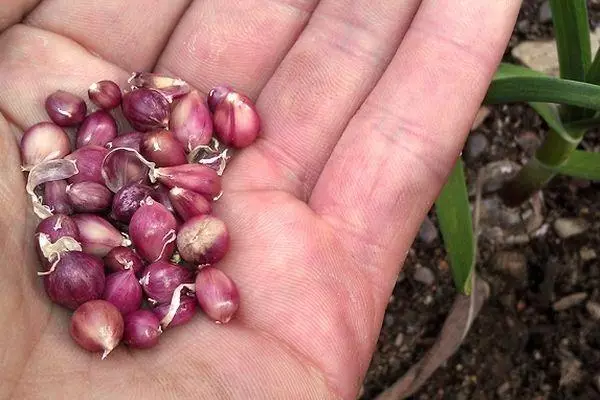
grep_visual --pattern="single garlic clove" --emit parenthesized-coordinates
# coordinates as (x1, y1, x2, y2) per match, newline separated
(72, 214, 130, 257)
(213, 91, 261, 148)
(123, 310, 162, 349)
(43, 180, 74, 215)
(103, 269, 143, 315)
(104, 246, 145, 277)
(88, 80, 122, 110)
(66, 181, 113, 213)
(20, 122, 71, 168)
(106, 131, 146, 152)
(155, 164, 221, 199)
(44, 252, 106, 310)
(176, 215, 230, 265)
(168, 187, 212, 221)
(129, 197, 178, 263)
(122, 88, 170, 132)
(45, 90, 87, 127)
(65, 145, 109, 185)
(110, 183, 154, 223)
(195, 266, 239, 324)
(70, 300, 124, 359)
(153, 294, 197, 329)
(140, 130, 187, 167)
(170, 90, 213, 152)
(139, 261, 194, 303)
(76, 110, 118, 148)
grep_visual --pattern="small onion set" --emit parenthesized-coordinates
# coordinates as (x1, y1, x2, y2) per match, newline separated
(21, 73, 260, 358)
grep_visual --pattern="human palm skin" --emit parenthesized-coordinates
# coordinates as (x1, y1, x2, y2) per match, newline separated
(0, 1, 520, 399)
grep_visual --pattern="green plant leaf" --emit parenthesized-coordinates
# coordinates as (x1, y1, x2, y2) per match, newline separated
(435, 159, 474, 295)
(528, 102, 579, 144)
(485, 74, 600, 112)
(550, 0, 591, 120)
(552, 150, 600, 180)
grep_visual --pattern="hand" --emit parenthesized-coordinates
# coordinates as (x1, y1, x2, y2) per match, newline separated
(0, 1, 520, 398)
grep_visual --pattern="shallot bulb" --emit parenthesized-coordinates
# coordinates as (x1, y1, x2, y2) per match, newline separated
(176, 215, 230, 265)
(20, 122, 71, 169)
(129, 197, 177, 263)
(45, 90, 87, 127)
(88, 80, 122, 110)
(70, 300, 124, 359)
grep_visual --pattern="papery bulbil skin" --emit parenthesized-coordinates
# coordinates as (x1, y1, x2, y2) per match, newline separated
(153, 294, 197, 328)
(107, 131, 146, 152)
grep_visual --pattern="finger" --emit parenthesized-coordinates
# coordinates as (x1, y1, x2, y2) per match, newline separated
(0, 0, 39, 32)
(0, 25, 127, 129)
(226, 0, 421, 200)
(310, 1, 521, 288)
(24, 0, 191, 71)
(156, 0, 319, 96)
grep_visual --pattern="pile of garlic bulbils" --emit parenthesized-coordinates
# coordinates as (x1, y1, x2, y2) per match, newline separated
(20, 73, 259, 358)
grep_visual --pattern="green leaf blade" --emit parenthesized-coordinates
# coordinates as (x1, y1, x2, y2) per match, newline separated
(552, 150, 600, 180)
(549, 0, 591, 120)
(435, 159, 475, 295)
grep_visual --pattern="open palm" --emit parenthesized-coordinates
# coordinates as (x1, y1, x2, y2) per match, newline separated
(0, 1, 520, 399)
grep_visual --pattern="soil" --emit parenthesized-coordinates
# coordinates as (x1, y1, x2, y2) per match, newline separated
(361, 1, 600, 399)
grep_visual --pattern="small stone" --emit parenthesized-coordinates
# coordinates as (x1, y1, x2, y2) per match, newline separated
(553, 292, 588, 311)
(580, 247, 597, 262)
(516, 19, 530, 33)
(553, 218, 590, 239)
(492, 251, 528, 282)
(384, 314, 395, 327)
(586, 301, 600, 320)
(538, 1, 552, 23)
(470, 106, 491, 131)
(516, 131, 541, 155)
(414, 266, 435, 286)
(418, 216, 438, 245)
(465, 133, 489, 161)
(594, 375, 600, 393)
(533, 350, 542, 361)
(394, 332, 405, 347)
(497, 382, 511, 396)
(423, 294, 433, 305)
(559, 355, 583, 387)
(481, 160, 521, 193)
(397, 271, 406, 283)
